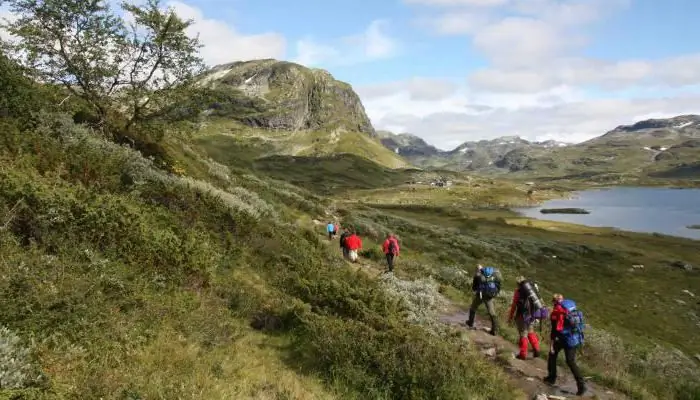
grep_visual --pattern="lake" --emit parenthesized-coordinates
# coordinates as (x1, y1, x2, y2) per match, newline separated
(514, 187, 700, 240)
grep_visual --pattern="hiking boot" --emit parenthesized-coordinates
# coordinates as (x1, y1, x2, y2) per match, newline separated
(542, 376, 556, 386)
(576, 381, 587, 396)
(488, 329, 497, 336)
(533, 350, 541, 358)
(515, 354, 528, 360)
(466, 310, 476, 328)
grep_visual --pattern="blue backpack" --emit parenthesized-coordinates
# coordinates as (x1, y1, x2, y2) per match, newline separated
(560, 299, 585, 348)
(479, 266, 500, 297)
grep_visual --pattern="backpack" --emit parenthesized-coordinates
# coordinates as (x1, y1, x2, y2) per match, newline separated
(560, 299, 585, 348)
(517, 280, 549, 323)
(387, 238, 397, 254)
(478, 267, 500, 297)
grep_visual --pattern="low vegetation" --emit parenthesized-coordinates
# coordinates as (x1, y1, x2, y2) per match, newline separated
(333, 195, 700, 399)
(1, 1, 698, 399)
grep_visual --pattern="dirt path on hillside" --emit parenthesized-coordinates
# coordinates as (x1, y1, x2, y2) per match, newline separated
(439, 310, 627, 399)
(317, 221, 628, 399)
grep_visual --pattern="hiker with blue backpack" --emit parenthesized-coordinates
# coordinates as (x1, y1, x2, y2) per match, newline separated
(466, 264, 502, 336)
(544, 293, 587, 396)
(508, 276, 548, 360)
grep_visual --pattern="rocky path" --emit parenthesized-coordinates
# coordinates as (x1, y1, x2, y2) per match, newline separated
(317, 222, 627, 399)
(438, 310, 628, 399)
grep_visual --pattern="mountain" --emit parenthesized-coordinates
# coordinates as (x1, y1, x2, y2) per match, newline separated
(376, 133, 569, 170)
(495, 115, 700, 181)
(376, 131, 440, 157)
(374, 115, 700, 181)
(196, 59, 409, 169)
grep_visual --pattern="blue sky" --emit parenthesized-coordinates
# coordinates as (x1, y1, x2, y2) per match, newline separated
(4, 0, 700, 148)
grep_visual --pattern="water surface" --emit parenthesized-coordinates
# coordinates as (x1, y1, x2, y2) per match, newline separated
(514, 187, 700, 240)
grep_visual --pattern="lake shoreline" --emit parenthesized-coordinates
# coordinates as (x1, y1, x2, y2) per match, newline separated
(512, 186, 700, 241)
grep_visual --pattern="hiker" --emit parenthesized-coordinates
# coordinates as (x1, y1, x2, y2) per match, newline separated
(333, 223, 338, 237)
(345, 230, 362, 263)
(326, 221, 335, 240)
(508, 276, 548, 360)
(544, 293, 587, 396)
(382, 233, 400, 273)
(466, 264, 502, 336)
(339, 228, 350, 259)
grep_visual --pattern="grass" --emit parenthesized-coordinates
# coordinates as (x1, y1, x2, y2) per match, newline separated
(0, 109, 525, 399)
(2, 54, 699, 400)
(331, 187, 700, 399)
(192, 118, 409, 172)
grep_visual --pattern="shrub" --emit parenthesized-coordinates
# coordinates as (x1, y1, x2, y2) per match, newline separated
(379, 274, 450, 333)
(0, 325, 45, 389)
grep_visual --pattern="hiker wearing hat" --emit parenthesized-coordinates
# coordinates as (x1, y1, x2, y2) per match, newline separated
(508, 276, 548, 360)
(465, 264, 502, 336)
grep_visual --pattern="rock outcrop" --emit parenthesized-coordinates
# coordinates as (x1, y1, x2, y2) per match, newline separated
(200, 59, 375, 136)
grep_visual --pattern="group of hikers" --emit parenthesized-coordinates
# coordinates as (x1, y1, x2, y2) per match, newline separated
(325, 223, 586, 395)
(467, 264, 587, 396)
(326, 222, 400, 272)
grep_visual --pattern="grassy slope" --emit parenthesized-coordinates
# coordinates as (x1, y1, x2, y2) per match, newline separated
(194, 118, 409, 170)
(333, 185, 700, 399)
(0, 110, 522, 399)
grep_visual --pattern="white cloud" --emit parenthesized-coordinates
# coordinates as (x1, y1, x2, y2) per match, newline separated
(473, 16, 584, 68)
(358, 76, 700, 150)
(357, 77, 458, 101)
(167, 1, 286, 67)
(354, 0, 700, 150)
(292, 19, 399, 67)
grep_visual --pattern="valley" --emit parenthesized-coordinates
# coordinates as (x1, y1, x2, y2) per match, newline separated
(1, 9, 699, 399)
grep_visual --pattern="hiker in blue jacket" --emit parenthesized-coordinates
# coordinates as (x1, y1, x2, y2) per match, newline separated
(466, 264, 502, 336)
(326, 221, 335, 240)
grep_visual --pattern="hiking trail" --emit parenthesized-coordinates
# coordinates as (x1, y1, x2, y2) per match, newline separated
(317, 224, 628, 399)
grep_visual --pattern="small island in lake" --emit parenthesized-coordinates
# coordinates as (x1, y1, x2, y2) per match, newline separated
(688, 225, 700, 230)
(540, 208, 591, 215)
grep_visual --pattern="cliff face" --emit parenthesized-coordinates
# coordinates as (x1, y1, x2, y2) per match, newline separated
(201, 59, 375, 136)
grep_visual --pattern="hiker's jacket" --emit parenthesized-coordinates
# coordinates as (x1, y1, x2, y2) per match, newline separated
(508, 289, 522, 321)
(382, 237, 400, 255)
(549, 302, 567, 339)
(345, 234, 362, 250)
(327, 223, 335, 233)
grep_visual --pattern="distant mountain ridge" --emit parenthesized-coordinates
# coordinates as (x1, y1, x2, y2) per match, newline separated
(375, 114, 700, 180)
(377, 131, 570, 170)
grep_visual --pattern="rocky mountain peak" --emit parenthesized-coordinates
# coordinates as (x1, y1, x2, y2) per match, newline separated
(200, 59, 376, 136)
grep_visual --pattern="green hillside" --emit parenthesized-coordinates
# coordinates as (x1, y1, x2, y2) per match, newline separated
(1, 2, 699, 399)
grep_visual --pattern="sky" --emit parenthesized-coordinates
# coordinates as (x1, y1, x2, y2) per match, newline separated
(3, 0, 700, 150)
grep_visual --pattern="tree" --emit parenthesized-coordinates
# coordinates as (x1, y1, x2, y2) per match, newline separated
(2, 0, 206, 137)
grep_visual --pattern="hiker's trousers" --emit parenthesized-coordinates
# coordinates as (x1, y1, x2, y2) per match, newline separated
(385, 253, 395, 271)
(469, 294, 496, 318)
(515, 316, 536, 338)
(547, 338, 584, 384)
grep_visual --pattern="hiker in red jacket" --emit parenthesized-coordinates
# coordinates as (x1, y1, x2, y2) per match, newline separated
(382, 233, 400, 273)
(345, 231, 362, 263)
(544, 293, 586, 396)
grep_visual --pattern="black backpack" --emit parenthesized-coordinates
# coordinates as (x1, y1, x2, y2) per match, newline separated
(388, 239, 397, 254)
